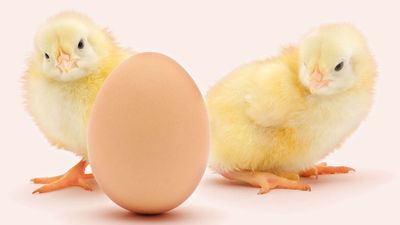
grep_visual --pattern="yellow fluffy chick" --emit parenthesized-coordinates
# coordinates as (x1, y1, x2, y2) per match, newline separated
(24, 11, 135, 193)
(206, 24, 375, 194)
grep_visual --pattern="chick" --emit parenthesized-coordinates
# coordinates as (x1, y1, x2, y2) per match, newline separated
(24, 11, 135, 193)
(206, 24, 375, 194)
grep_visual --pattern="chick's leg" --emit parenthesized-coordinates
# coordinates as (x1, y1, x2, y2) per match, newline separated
(31, 173, 94, 184)
(221, 170, 311, 194)
(299, 162, 355, 178)
(31, 160, 94, 194)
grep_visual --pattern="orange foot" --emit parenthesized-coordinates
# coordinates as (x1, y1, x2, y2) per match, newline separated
(221, 170, 311, 195)
(299, 162, 355, 178)
(31, 160, 94, 194)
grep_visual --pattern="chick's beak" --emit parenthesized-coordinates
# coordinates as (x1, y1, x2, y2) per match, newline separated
(309, 67, 330, 90)
(56, 48, 78, 74)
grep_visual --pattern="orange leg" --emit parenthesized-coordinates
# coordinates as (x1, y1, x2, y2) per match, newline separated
(31, 160, 94, 194)
(299, 162, 355, 178)
(221, 170, 311, 195)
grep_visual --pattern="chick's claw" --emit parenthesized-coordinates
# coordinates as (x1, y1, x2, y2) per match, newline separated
(32, 177, 93, 194)
(31, 160, 95, 194)
(31, 173, 94, 185)
(221, 170, 311, 195)
(31, 175, 63, 184)
(299, 162, 355, 178)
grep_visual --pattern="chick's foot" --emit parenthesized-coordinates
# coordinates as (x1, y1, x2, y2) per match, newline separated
(31, 160, 94, 194)
(299, 162, 355, 178)
(221, 170, 311, 195)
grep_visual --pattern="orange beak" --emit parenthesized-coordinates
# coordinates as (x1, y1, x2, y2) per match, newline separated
(309, 67, 330, 90)
(56, 48, 78, 74)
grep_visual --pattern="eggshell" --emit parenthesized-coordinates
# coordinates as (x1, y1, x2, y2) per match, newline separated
(88, 52, 209, 214)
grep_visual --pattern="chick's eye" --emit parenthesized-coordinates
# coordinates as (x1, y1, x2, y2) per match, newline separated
(334, 61, 344, 72)
(78, 39, 84, 49)
(44, 53, 49, 59)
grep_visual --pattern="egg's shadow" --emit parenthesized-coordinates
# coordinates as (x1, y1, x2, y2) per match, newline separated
(76, 204, 224, 224)
(102, 208, 196, 222)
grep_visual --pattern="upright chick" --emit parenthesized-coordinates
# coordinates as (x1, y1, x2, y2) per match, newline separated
(24, 11, 135, 193)
(206, 24, 375, 194)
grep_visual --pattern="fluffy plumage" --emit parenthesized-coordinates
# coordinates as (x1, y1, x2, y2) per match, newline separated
(24, 11, 136, 194)
(207, 24, 375, 177)
(24, 11, 134, 159)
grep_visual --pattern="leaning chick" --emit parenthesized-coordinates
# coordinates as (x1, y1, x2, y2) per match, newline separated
(206, 24, 375, 194)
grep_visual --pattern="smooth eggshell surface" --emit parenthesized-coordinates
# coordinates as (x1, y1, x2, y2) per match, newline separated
(88, 52, 209, 214)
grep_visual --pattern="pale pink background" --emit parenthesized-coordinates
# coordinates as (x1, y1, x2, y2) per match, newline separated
(0, 0, 399, 224)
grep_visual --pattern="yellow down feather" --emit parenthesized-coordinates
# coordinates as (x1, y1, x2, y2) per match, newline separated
(23, 11, 134, 158)
(207, 24, 375, 174)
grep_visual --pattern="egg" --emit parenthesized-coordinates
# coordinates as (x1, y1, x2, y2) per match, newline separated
(88, 52, 209, 214)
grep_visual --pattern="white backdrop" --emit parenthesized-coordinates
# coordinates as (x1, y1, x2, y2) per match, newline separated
(0, 0, 399, 224)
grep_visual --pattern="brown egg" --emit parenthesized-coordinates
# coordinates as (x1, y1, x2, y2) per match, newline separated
(88, 52, 209, 214)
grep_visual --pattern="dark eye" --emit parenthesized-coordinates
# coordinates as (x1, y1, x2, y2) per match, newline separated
(44, 53, 49, 59)
(78, 39, 84, 49)
(334, 61, 344, 71)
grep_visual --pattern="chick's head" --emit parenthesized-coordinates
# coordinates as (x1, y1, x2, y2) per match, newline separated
(34, 12, 114, 82)
(299, 24, 374, 96)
